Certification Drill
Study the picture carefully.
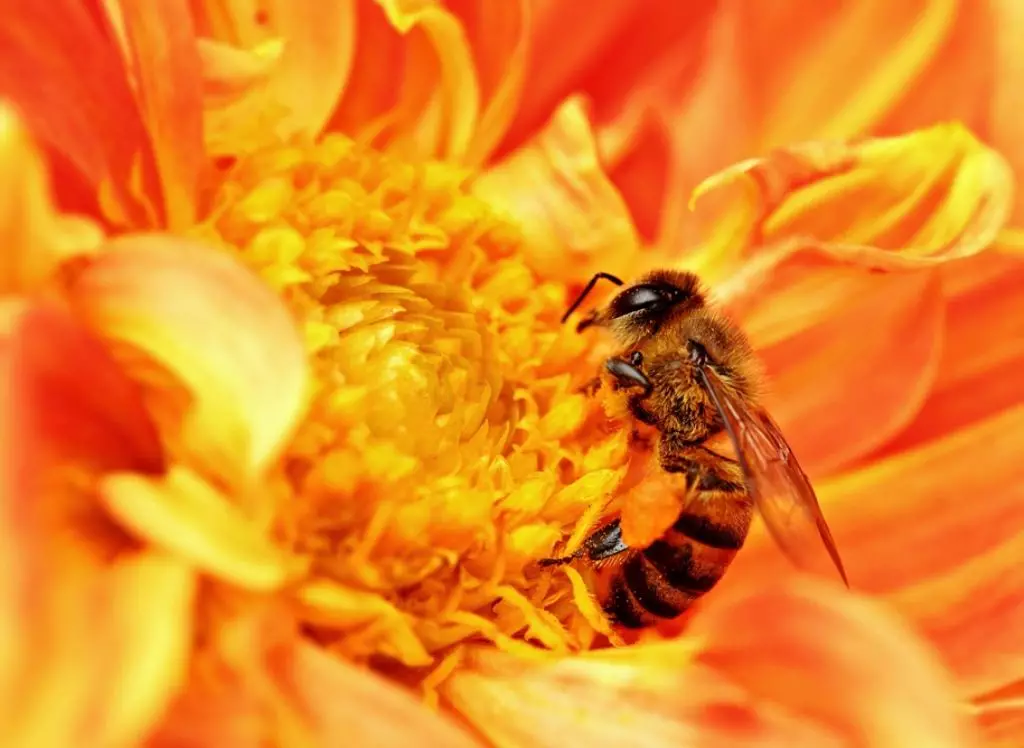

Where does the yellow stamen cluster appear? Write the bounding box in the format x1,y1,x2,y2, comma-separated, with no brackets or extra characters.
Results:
192,135,634,685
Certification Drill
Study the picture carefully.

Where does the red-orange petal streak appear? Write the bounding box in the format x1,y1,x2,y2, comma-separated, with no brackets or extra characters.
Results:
0,0,152,222
110,0,204,229
8,301,164,473
0,105,104,294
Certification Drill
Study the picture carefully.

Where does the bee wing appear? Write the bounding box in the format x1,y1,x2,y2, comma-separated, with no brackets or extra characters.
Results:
698,365,849,586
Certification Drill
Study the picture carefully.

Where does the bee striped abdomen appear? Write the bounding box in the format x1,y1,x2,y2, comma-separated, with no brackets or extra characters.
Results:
603,491,753,628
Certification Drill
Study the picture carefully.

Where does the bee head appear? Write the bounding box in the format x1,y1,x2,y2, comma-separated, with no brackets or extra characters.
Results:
563,269,704,345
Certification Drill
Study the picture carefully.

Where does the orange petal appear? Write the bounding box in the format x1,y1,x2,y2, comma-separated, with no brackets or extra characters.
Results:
101,466,306,590
0,301,42,709
0,104,104,294
4,552,194,748
197,38,279,108
275,642,484,747
735,0,961,150
5,300,164,473
199,0,355,152
691,124,1013,274
597,2,749,247
105,0,204,229
874,252,1024,457
262,0,356,137
725,406,1024,698
500,0,718,157
0,0,154,224
87,553,196,748
474,96,640,281
689,579,975,747
445,579,974,748
974,681,1024,748
443,0,529,166
374,0,481,160
739,260,945,475
990,0,1024,222
66,233,309,482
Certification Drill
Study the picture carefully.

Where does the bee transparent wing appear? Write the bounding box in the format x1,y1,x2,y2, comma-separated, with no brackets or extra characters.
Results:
698,365,849,586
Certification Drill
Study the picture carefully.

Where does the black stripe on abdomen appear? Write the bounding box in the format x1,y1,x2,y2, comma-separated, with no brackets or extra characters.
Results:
672,510,745,549
622,554,685,619
642,538,722,593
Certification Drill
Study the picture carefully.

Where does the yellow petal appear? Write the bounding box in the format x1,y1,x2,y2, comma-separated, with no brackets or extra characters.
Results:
474,96,640,281
91,553,196,748
67,233,309,482
691,123,1013,273
101,466,305,591
199,0,356,150
0,104,103,293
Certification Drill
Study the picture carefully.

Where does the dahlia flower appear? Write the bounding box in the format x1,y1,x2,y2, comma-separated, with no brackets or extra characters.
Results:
0,1,1022,747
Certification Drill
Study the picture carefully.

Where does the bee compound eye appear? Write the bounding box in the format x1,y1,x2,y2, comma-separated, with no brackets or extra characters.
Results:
629,350,643,367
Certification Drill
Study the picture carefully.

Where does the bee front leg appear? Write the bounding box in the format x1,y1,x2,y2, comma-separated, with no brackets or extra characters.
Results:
539,519,631,567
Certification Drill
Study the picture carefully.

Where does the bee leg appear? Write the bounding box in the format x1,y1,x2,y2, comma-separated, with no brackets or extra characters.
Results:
539,519,631,567
605,358,652,397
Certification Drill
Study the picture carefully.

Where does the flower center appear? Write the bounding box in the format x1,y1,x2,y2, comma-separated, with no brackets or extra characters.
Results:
195,136,632,685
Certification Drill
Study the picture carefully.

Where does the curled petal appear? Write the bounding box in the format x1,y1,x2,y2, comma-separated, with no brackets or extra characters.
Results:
445,0,529,165
0,104,104,293
101,466,305,591
375,0,481,160
445,579,973,748
0,0,153,223
261,0,356,137
67,233,309,481
198,0,354,152
474,96,639,281
198,39,280,107
692,124,1014,271
105,0,204,229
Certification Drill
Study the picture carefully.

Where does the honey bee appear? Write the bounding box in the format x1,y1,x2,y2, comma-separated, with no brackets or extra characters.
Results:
541,270,848,628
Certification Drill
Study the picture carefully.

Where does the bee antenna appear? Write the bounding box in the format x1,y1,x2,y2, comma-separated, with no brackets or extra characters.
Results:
561,272,624,324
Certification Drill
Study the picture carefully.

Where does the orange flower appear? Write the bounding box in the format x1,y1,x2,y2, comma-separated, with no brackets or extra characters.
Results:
0,1,1022,747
